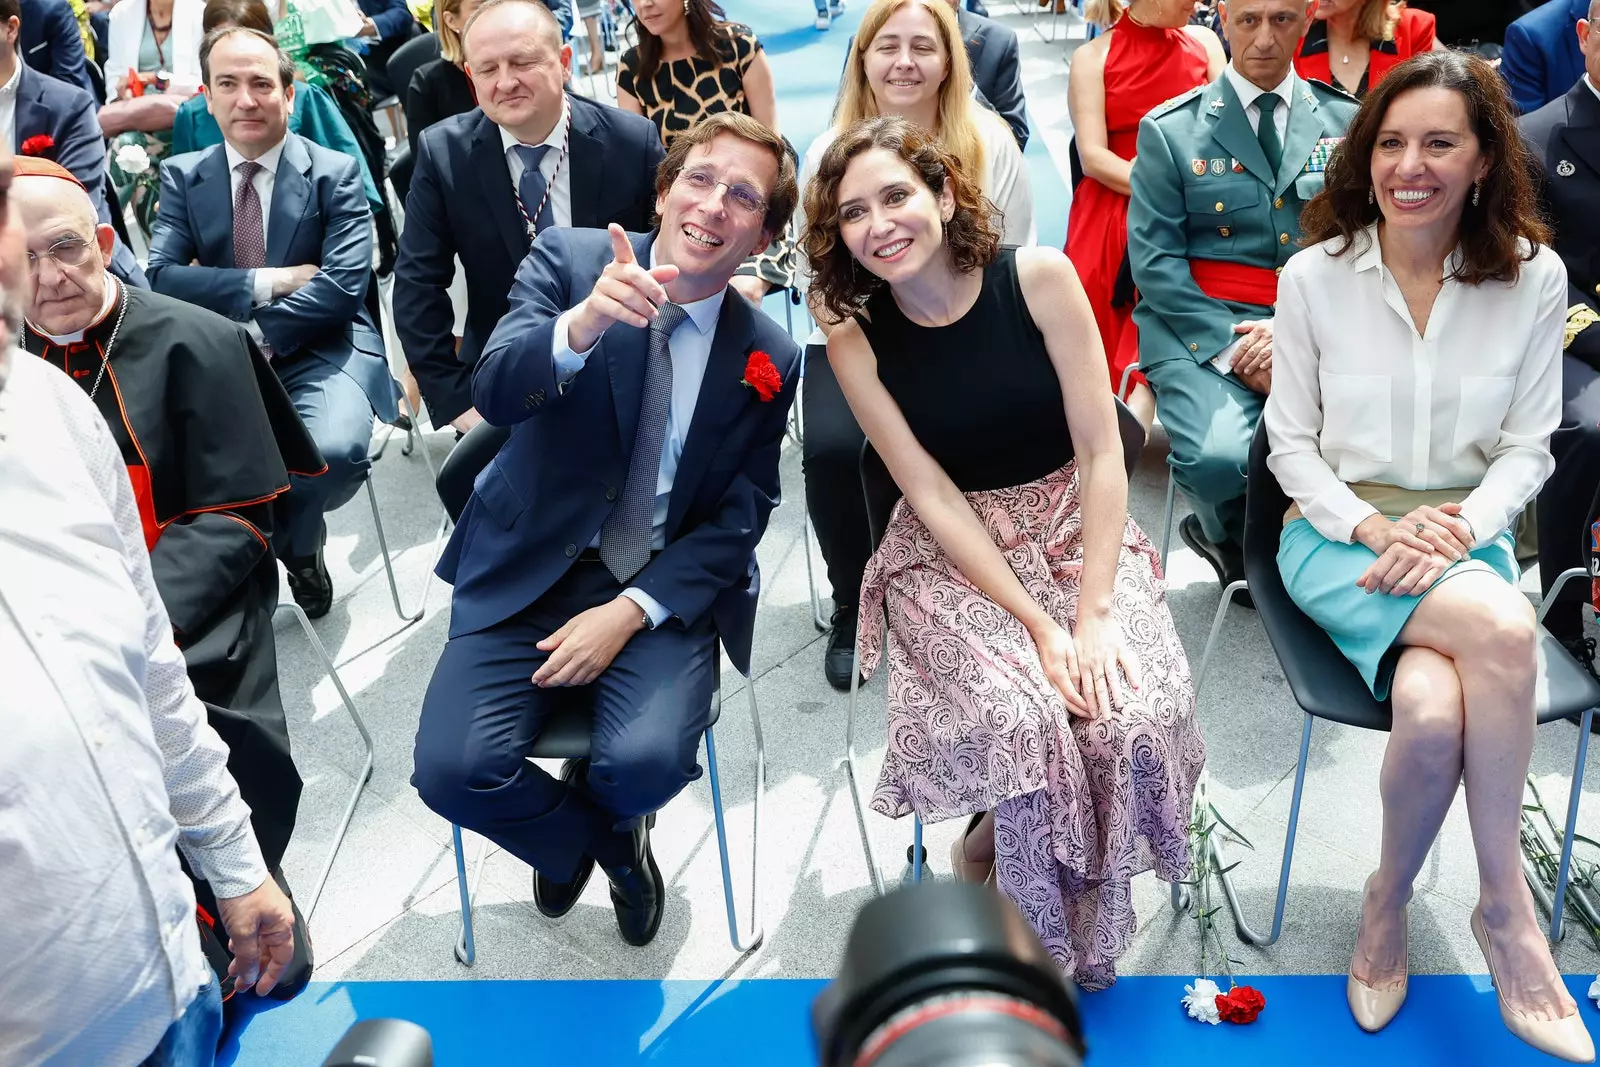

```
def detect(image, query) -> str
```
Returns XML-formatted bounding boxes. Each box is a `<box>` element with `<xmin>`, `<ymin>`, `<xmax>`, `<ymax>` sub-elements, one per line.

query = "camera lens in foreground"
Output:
<box><xmin>813</xmin><ymin>882</ymin><xmax>1086</xmax><ymax>1067</ymax></box>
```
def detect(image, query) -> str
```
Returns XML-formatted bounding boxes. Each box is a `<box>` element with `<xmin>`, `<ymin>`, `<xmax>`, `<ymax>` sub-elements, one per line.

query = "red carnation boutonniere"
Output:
<box><xmin>1214</xmin><ymin>985</ymin><xmax>1266</xmax><ymax>1024</ymax></box>
<box><xmin>741</xmin><ymin>349</ymin><xmax>781</xmax><ymax>402</ymax></box>
<box><xmin>20</xmin><ymin>134</ymin><xmax>55</xmax><ymax>159</ymax></box>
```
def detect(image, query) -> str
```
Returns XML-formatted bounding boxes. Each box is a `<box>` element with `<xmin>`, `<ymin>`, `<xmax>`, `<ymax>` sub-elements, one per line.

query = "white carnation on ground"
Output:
<box><xmin>115</xmin><ymin>143</ymin><xmax>151</xmax><ymax>176</ymax></box>
<box><xmin>1183</xmin><ymin>978</ymin><xmax>1223</xmax><ymax>1024</ymax></box>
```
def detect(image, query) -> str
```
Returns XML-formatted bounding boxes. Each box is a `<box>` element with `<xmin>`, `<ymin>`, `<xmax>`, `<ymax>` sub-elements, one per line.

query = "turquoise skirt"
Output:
<box><xmin>1276</xmin><ymin>518</ymin><xmax>1518</xmax><ymax>700</ymax></box>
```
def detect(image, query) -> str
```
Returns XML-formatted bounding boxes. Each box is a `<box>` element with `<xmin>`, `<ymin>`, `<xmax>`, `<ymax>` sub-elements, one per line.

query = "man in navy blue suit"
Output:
<box><xmin>412</xmin><ymin>110</ymin><xmax>800</xmax><ymax>947</ymax></box>
<box><xmin>18</xmin><ymin>0</ymin><xmax>91</xmax><ymax>96</ymax></box>
<box><xmin>1</xmin><ymin>0</ymin><xmax>144</xmax><ymax>284</ymax></box>
<box><xmin>394</xmin><ymin>0</ymin><xmax>662</xmax><ymax>434</ymax></box>
<box><xmin>147</xmin><ymin>27</ymin><xmax>397</xmax><ymax>618</ymax></box>
<box><xmin>1502</xmin><ymin>0</ymin><xmax>1589</xmax><ymax>112</ymax></box>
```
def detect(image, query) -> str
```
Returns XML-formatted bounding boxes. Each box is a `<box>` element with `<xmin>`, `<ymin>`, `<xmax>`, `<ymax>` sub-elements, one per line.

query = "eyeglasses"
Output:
<box><xmin>26</xmin><ymin>237</ymin><xmax>94</xmax><ymax>273</ymax></box>
<box><xmin>674</xmin><ymin>167</ymin><xmax>768</xmax><ymax>217</ymax></box>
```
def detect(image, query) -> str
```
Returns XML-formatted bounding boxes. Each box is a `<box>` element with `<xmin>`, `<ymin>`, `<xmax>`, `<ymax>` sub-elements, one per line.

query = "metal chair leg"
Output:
<box><xmin>451</xmin><ymin>823</ymin><xmax>489</xmax><ymax>966</ymax></box>
<box><xmin>364</xmin><ymin>475</ymin><xmax>431</xmax><ymax>623</ymax></box>
<box><xmin>803</xmin><ymin>503</ymin><xmax>830</xmax><ymax>633</ymax></box>
<box><xmin>1551</xmin><ymin>707</ymin><xmax>1595</xmax><ymax>942</ymax></box>
<box><xmin>845</xmin><ymin>639</ymin><xmax>888</xmax><ymax>895</ymax></box>
<box><xmin>1160</xmin><ymin>471</ymin><xmax>1177</xmax><ymax>562</ymax></box>
<box><xmin>912</xmin><ymin>816</ymin><xmax>924</xmax><ymax>883</ymax></box>
<box><xmin>1193</xmin><ymin>579</ymin><xmax>1250</xmax><ymax>694</ymax></box>
<box><xmin>705</xmin><ymin>665</ymin><xmax>765</xmax><ymax>952</ymax></box>
<box><xmin>275</xmin><ymin>600</ymin><xmax>373</xmax><ymax>920</ymax></box>
<box><xmin>1210</xmin><ymin>713</ymin><xmax>1313</xmax><ymax>947</ymax></box>
<box><xmin>1537</xmin><ymin>567</ymin><xmax>1590</xmax><ymax>626</ymax></box>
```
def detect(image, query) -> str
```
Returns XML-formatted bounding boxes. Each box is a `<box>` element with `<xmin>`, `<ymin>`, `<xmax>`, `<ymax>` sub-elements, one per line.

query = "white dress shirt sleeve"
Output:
<box><xmin>620</xmin><ymin>588</ymin><xmax>671</xmax><ymax>628</ymax></box>
<box><xmin>83</xmin><ymin>399</ymin><xmax>270</xmax><ymax>899</ymax></box>
<box><xmin>1454</xmin><ymin>253</ymin><xmax>1565</xmax><ymax>543</ymax></box>
<box><xmin>552</xmin><ymin>307</ymin><xmax>600</xmax><ymax>386</ymax></box>
<box><xmin>1263</xmin><ymin>261</ymin><xmax>1380</xmax><ymax>543</ymax></box>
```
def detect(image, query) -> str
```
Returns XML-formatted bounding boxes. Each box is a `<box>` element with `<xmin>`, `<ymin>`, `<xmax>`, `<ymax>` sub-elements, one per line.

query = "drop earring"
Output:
<box><xmin>683</xmin><ymin>0</ymin><xmax>690</xmax><ymax>13</ymax></box>
<box><xmin>1367</xmin><ymin>188</ymin><xmax>1374</xmax><ymax>205</ymax></box>
<box><xmin>1472</xmin><ymin>180</ymin><xmax>1482</xmax><ymax>207</ymax></box>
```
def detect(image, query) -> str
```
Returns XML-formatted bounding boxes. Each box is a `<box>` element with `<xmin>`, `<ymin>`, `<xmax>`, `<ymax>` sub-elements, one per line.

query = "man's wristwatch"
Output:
<box><xmin>638</xmin><ymin>608</ymin><xmax>655</xmax><ymax>631</ymax></box>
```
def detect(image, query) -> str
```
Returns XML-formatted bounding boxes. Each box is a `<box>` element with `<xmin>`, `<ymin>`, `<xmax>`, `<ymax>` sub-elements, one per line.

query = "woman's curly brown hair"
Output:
<box><xmin>1300</xmin><ymin>50</ymin><xmax>1548</xmax><ymax>285</ymax></box>
<box><xmin>801</xmin><ymin>116</ymin><xmax>1000</xmax><ymax>323</ymax></box>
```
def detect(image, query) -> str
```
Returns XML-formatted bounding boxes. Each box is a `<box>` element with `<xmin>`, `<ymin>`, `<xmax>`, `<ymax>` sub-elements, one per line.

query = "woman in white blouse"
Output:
<box><xmin>1264</xmin><ymin>52</ymin><xmax>1588</xmax><ymax>1061</ymax></box>
<box><xmin>796</xmin><ymin>0</ymin><xmax>1036</xmax><ymax>691</ymax></box>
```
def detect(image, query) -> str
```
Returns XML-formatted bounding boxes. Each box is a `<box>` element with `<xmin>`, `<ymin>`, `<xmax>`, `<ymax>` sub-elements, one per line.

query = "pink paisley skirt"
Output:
<box><xmin>857</xmin><ymin>461</ymin><xmax>1205</xmax><ymax>989</ymax></box>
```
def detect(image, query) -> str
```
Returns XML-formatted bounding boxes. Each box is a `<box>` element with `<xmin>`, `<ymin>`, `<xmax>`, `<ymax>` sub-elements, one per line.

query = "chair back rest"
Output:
<box><xmin>1242</xmin><ymin>417</ymin><xmax>1392</xmax><ymax>723</ymax></box>
<box><xmin>858</xmin><ymin>395</ymin><xmax>1143</xmax><ymax>555</ymax></box>
<box><xmin>437</xmin><ymin>420</ymin><xmax>514</xmax><ymax>522</ymax></box>
<box><xmin>389</xmin><ymin>33</ymin><xmax>441</xmax><ymax>112</ymax></box>
<box><xmin>1112</xmin><ymin>395</ymin><xmax>1143</xmax><ymax>480</ymax></box>
<box><xmin>1067</xmin><ymin>136</ymin><xmax>1086</xmax><ymax>192</ymax></box>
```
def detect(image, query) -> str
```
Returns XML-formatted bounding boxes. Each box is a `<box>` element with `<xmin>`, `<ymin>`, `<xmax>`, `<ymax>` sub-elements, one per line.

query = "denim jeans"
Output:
<box><xmin>139</xmin><ymin>976</ymin><xmax>222</xmax><ymax>1067</ymax></box>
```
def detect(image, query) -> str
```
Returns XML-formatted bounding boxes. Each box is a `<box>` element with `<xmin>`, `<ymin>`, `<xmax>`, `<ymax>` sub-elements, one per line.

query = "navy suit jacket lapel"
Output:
<box><xmin>470</xmin><ymin>111</ymin><xmax>527</xmax><ymax>261</ymax></box>
<box><xmin>606</xmin><ymin>230</ymin><xmax>656</xmax><ymax>451</ymax></box>
<box><xmin>567</xmin><ymin>96</ymin><xmax>603</xmax><ymax>229</ymax></box>
<box><xmin>266</xmin><ymin>135</ymin><xmax>312</xmax><ymax>267</ymax></box>
<box><xmin>194</xmin><ymin>146</ymin><xmax>236</xmax><ymax>265</ymax></box>
<box><xmin>666</xmin><ymin>289</ymin><xmax>757</xmax><ymax>535</ymax></box>
<box><xmin>13</xmin><ymin>68</ymin><xmax>45</xmax><ymax>142</ymax></box>
<box><xmin>1562</xmin><ymin>81</ymin><xmax>1600</xmax><ymax>178</ymax></box>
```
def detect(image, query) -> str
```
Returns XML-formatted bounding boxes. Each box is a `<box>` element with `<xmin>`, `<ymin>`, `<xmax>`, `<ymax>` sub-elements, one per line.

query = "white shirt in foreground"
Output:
<box><xmin>795</xmin><ymin>111</ymin><xmax>1038</xmax><ymax>346</ymax></box>
<box><xmin>1264</xmin><ymin>224</ymin><xmax>1565</xmax><ymax>545</ymax></box>
<box><xmin>0</xmin><ymin>352</ymin><xmax>268</xmax><ymax>1066</ymax></box>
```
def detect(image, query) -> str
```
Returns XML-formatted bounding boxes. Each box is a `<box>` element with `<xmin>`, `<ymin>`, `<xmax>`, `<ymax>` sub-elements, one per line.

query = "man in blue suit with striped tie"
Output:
<box><xmin>412</xmin><ymin>112</ymin><xmax>800</xmax><ymax>948</ymax></box>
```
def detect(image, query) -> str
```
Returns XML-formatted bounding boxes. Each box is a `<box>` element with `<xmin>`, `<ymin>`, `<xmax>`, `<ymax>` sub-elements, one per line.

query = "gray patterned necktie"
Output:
<box><xmin>233</xmin><ymin>161</ymin><xmax>266</xmax><ymax>269</ymax></box>
<box><xmin>599</xmin><ymin>301</ymin><xmax>688</xmax><ymax>584</ymax></box>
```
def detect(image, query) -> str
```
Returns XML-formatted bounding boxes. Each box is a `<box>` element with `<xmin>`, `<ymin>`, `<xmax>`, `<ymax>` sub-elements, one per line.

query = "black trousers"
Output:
<box><xmin>1537</xmin><ymin>355</ymin><xmax>1600</xmax><ymax>641</ymax></box>
<box><xmin>802</xmin><ymin>342</ymin><xmax>871</xmax><ymax>610</ymax></box>
<box><xmin>412</xmin><ymin>557</ymin><xmax>717</xmax><ymax>881</ymax></box>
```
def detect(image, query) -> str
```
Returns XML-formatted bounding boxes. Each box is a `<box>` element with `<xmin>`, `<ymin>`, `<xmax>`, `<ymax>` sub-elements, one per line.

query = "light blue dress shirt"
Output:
<box><xmin>551</xmin><ymin>249</ymin><xmax>726</xmax><ymax>626</ymax></box>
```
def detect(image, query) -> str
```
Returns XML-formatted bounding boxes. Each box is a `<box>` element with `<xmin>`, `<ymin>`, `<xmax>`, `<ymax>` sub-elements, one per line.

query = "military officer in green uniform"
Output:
<box><xmin>1128</xmin><ymin>0</ymin><xmax>1358</xmax><ymax>593</ymax></box>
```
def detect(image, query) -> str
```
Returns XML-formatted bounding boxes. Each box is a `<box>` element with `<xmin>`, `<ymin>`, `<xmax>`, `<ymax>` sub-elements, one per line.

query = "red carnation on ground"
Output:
<box><xmin>741</xmin><ymin>349</ymin><xmax>781</xmax><ymax>402</ymax></box>
<box><xmin>1215</xmin><ymin>985</ymin><xmax>1266</xmax><ymax>1024</ymax></box>
<box><xmin>20</xmin><ymin>134</ymin><xmax>55</xmax><ymax>158</ymax></box>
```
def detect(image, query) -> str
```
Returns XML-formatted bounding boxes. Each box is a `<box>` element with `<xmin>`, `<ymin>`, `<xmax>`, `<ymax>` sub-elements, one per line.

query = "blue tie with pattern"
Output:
<box><xmin>599</xmin><ymin>302</ymin><xmax>688</xmax><ymax>584</ymax></box>
<box><xmin>513</xmin><ymin>143</ymin><xmax>556</xmax><ymax>238</ymax></box>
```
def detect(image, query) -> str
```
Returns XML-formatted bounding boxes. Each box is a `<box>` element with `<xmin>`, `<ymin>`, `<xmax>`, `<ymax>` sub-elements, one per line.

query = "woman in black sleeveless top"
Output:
<box><xmin>801</xmin><ymin>117</ymin><xmax>1203</xmax><ymax>989</ymax></box>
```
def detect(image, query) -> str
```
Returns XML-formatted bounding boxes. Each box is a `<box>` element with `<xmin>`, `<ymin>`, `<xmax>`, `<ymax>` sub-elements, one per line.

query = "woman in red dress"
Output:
<box><xmin>1294</xmin><ymin>0</ymin><xmax>1440</xmax><ymax>97</ymax></box>
<box><xmin>1064</xmin><ymin>0</ymin><xmax>1222</xmax><ymax>431</ymax></box>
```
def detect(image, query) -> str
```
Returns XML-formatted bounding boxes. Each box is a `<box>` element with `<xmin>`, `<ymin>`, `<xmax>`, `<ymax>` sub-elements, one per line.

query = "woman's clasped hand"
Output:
<box><xmin>1030</xmin><ymin>611</ymin><xmax>1143</xmax><ymax>719</ymax></box>
<box><xmin>1352</xmin><ymin>505</ymin><xmax>1474</xmax><ymax>597</ymax></box>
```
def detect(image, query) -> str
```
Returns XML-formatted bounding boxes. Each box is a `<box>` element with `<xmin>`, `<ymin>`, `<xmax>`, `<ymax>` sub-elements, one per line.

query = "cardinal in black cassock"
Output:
<box><xmin>14</xmin><ymin>157</ymin><xmax>324</xmax><ymax>1003</ymax></box>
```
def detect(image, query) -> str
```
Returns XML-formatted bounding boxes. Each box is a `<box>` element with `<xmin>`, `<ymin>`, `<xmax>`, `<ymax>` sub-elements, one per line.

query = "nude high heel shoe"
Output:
<box><xmin>949</xmin><ymin>813</ymin><xmax>996</xmax><ymax>885</ymax></box>
<box><xmin>1471</xmin><ymin>907</ymin><xmax>1596</xmax><ymax>1063</ymax></box>
<box><xmin>1347</xmin><ymin>878</ymin><xmax>1408</xmax><ymax>1033</ymax></box>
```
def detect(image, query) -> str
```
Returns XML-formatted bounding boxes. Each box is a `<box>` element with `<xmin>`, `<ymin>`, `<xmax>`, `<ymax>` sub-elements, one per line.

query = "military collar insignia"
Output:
<box><xmin>1557</xmin><ymin>159</ymin><xmax>1576</xmax><ymax>177</ymax></box>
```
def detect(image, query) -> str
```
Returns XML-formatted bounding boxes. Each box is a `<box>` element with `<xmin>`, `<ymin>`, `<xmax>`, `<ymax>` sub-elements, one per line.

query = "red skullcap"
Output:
<box><xmin>11</xmin><ymin>156</ymin><xmax>86</xmax><ymax>190</ymax></box>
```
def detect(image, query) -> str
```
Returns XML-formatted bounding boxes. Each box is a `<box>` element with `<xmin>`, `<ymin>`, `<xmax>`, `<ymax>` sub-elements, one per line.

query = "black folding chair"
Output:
<box><xmin>840</xmin><ymin>397</ymin><xmax>1173</xmax><ymax>897</ymax></box>
<box><xmin>1192</xmin><ymin>421</ymin><xmax>1600</xmax><ymax>945</ymax></box>
<box><xmin>434</xmin><ymin>419</ymin><xmax>765</xmax><ymax>963</ymax></box>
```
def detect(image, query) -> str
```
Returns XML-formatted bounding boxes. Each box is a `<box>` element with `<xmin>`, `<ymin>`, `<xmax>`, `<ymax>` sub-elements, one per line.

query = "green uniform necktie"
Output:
<box><xmin>1256</xmin><ymin>93</ymin><xmax>1283</xmax><ymax>174</ymax></box>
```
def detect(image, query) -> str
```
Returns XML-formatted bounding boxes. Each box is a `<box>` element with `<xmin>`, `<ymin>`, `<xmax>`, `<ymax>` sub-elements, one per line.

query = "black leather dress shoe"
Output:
<box><xmin>824</xmin><ymin>604</ymin><xmax>860</xmax><ymax>692</ymax></box>
<box><xmin>1178</xmin><ymin>514</ymin><xmax>1253</xmax><ymax>610</ymax></box>
<box><xmin>284</xmin><ymin>537</ymin><xmax>333</xmax><ymax>619</ymax></box>
<box><xmin>600</xmin><ymin>821</ymin><xmax>664</xmax><ymax>947</ymax></box>
<box><xmin>533</xmin><ymin>759</ymin><xmax>596</xmax><ymax>920</ymax></box>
